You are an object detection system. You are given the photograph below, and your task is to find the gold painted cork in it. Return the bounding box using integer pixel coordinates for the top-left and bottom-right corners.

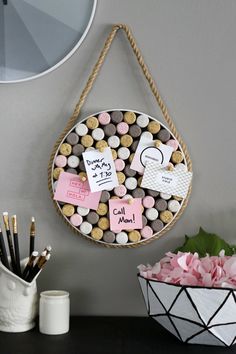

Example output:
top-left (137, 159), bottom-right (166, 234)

top-left (96, 140), bottom-right (108, 150)
top-left (60, 143), bottom-right (72, 156)
top-left (78, 171), bottom-right (87, 179)
top-left (173, 195), bottom-right (183, 202)
top-left (171, 151), bottom-right (184, 164)
top-left (117, 172), bottom-right (126, 184)
top-left (124, 111), bottom-right (136, 124)
top-left (81, 135), bottom-right (94, 148)
top-left (91, 227), bottom-right (103, 240)
top-left (128, 230), bottom-right (141, 242)
top-left (53, 167), bottom-right (64, 180)
top-left (120, 134), bottom-right (133, 147)
top-left (137, 176), bottom-right (143, 187)
top-left (147, 121), bottom-right (161, 134)
top-left (129, 153), bottom-right (135, 163)
top-left (62, 204), bottom-right (75, 217)
top-left (98, 217), bottom-right (110, 231)
top-left (96, 203), bottom-right (108, 216)
top-left (86, 116), bottom-right (99, 130)
top-left (160, 210), bottom-right (173, 224)
top-left (111, 149), bottom-right (117, 160)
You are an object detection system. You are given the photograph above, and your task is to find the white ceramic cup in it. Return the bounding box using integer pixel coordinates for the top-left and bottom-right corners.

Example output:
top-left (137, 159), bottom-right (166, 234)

top-left (0, 258), bottom-right (38, 333)
top-left (39, 290), bottom-right (70, 335)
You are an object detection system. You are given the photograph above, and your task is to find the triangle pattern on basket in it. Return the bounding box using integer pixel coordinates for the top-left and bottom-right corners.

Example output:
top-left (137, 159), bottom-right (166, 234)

top-left (152, 315), bottom-right (179, 339)
top-left (138, 277), bottom-right (149, 309)
top-left (187, 288), bottom-right (230, 325)
top-left (209, 324), bottom-right (236, 347)
top-left (149, 281), bottom-right (181, 311)
top-left (169, 289), bottom-right (203, 324)
top-left (209, 293), bottom-right (236, 326)
top-left (148, 284), bottom-right (166, 316)
top-left (187, 329), bottom-right (226, 346)
top-left (171, 316), bottom-right (205, 342)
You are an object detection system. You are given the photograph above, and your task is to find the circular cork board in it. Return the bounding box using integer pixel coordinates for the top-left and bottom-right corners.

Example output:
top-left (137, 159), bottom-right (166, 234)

top-left (50, 109), bottom-right (190, 247)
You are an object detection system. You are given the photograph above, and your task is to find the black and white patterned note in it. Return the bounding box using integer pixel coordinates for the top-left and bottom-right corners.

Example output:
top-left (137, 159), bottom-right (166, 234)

top-left (82, 147), bottom-right (119, 192)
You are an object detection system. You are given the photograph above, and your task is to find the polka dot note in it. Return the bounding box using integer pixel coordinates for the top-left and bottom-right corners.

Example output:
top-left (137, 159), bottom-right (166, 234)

top-left (109, 198), bottom-right (143, 231)
top-left (51, 109), bottom-right (190, 247)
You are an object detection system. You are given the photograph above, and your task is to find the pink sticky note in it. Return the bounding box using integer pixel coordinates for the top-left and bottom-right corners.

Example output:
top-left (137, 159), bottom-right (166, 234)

top-left (54, 172), bottom-right (101, 210)
top-left (109, 198), bottom-right (143, 231)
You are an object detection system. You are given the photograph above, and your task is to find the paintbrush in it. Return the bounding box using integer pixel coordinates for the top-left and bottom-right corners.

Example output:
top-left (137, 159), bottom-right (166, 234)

top-left (25, 250), bottom-right (46, 281)
top-left (3, 212), bottom-right (17, 273)
top-left (26, 252), bottom-right (50, 282)
top-left (12, 215), bottom-right (21, 277)
top-left (29, 217), bottom-right (35, 257)
top-left (22, 251), bottom-right (38, 279)
top-left (44, 245), bottom-right (52, 255)
top-left (0, 224), bottom-right (10, 269)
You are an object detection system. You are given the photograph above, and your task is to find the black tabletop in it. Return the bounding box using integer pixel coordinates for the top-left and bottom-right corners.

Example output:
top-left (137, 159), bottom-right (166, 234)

top-left (0, 316), bottom-right (234, 354)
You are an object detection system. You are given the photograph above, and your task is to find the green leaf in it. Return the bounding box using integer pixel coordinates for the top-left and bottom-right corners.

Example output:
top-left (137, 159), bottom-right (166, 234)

top-left (174, 227), bottom-right (235, 256)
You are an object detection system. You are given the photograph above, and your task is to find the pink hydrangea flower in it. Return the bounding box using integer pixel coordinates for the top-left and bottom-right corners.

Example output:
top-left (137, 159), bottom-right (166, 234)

top-left (137, 251), bottom-right (236, 288)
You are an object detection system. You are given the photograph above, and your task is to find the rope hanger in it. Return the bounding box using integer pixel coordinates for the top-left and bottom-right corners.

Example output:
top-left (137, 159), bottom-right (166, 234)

top-left (48, 24), bottom-right (192, 248)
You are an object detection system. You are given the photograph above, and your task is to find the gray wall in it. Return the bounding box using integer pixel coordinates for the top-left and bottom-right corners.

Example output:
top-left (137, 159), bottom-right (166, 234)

top-left (0, 0), bottom-right (236, 315)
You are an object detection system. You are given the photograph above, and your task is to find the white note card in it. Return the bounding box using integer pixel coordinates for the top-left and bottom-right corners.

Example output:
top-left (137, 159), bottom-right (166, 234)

top-left (141, 162), bottom-right (192, 198)
top-left (83, 147), bottom-right (119, 192)
top-left (130, 137), bottom-right (173, 174)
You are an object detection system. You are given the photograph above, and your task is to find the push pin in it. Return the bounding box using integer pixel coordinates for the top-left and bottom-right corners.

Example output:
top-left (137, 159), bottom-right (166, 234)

top-left (128, 197), bottom-right (134, 205)
top-left (98, 146), bottom-right (106, 153)
top-left (155, 140), bottom-right (162, 148)
top-left (167, 163), bottom-right (174, 172)
top-left (80, 174), bottom-right (87, 182)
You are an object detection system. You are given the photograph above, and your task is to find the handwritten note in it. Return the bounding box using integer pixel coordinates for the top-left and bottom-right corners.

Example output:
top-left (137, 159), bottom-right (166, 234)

top-left (83, 147), bottom-right (119, 192)
top-left (130, 137), bottom-right (173, 174)
top-left (141, 162), bottom-right (192, 198)
top-left (109, 198), bottom-right (143, 231)
top-left (54, 172), bottom-right (101, 210)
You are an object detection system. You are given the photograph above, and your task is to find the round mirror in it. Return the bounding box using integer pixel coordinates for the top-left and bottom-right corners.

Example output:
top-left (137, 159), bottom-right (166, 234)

top-left (0, 0), bottom-right (97, 83)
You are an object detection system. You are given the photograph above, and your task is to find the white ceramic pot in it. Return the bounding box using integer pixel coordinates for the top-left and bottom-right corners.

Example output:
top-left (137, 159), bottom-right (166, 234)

top-left (0, 258), bottom-right (38, 332)
top-left (138, 274), bottom-right (236, 347)
top-left (39, 290), bottom-right (70, 335)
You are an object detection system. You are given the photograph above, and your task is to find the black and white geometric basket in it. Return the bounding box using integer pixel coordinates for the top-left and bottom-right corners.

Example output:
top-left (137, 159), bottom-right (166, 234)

top-left (138, 274), bottom-right (236, 346)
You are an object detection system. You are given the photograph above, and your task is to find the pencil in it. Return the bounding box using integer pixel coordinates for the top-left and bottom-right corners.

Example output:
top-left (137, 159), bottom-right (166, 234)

top-left (22, 251), bottom-right (38, 279)
top-left (0, 224), bottom-right (10, 269)
top-left (3, 212), bottom-right (17, 273)
top-left (26, 252), bottom-right (50, 282)
top-left (29, 217), bottom-right (35, 257)
top-left (12, 215), bottom-right (21, 277)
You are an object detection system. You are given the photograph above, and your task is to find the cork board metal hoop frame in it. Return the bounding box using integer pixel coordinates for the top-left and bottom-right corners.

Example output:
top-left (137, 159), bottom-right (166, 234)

top-left (48, 24), bottom-right (193, 248)
top-left (50, 108), bottom-right (191, 248)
